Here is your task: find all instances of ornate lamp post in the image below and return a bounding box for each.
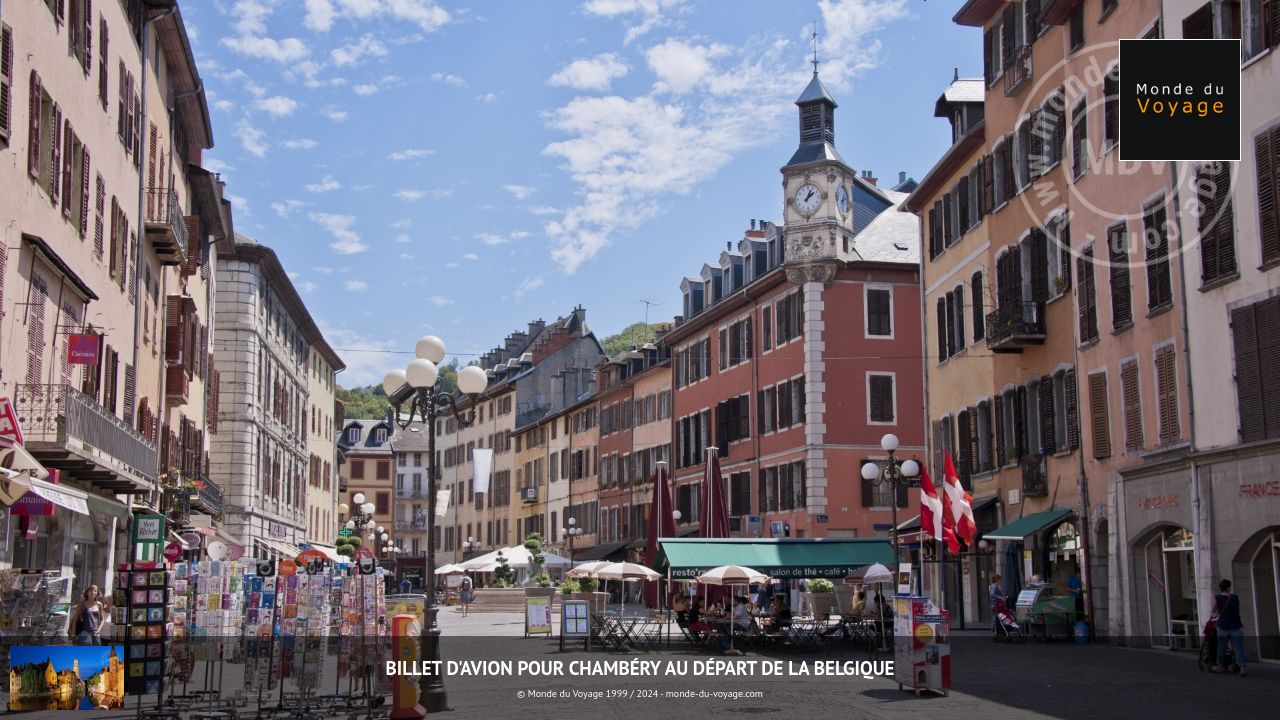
[566,518,583,563]
[859,433,920,575]
[383,336,488,715]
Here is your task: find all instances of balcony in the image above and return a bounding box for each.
[193,473,223,518]
[15,384,158,493]
[144,188,188,266]
[1022,455,1049,498]
[165,367,189,404]
[986,301,1046,352]
[395,519,428,532]
[395,486,430,499]
[1004,45,1032,96]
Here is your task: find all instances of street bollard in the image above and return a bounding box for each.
[390,614,424,720]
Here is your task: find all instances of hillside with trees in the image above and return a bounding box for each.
[601,322,669,356]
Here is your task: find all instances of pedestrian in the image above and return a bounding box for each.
[1066,571,1084,615]
[1213,579,1247,676]
[399,578,411,595]
[989,574,1005,614]
[69,585,107,645]
[459,573,474,617]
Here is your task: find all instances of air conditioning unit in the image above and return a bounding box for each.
[743,515,763,538]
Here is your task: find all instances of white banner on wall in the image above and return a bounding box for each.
[436,489,451,517]
[472,448,494,494]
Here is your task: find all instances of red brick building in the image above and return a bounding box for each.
[663,71,924,540]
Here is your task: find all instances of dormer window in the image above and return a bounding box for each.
[372,427,388,444]
[345,427,360,444]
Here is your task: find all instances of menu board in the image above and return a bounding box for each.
[113,563,171,696]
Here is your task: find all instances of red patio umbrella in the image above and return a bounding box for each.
[699,447,731,608]
[643,462,677,608]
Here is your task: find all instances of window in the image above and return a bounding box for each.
[1088,372,1111,459]
[1143,199,1173,310]
[993,139,1011,206]
[774,290,803,345]
[1259,124,1280,265]
[1107,223,1133,328]
[1182,3,1215,39]
[719,316,753,369]
[1071,98,1088,179]
[1101,0,1118,18]
[868,374,895,424]
[866,287,892,337]
[952,285,966,352]
[1069,0,1085,51]
[936,297,948,362]
[761,303,773,348]
[350,459,365,479]
[968,164,983,228]
[1041,91,1067,170]
[1231,296,1280,441]
[1103,66,1119,150]
[376,492,390,515]
[976,400,994,471]
[0,25,13,145]
[1247,0,1280,57]
[1077,248,1099,343]
[1196,162,1237,284]
[1015,117,1032,191]
[1155,345,1181,444]
[1120,359,1144,451]
[729,472,751,517]
[1026,380,1043,455]
[971,272,985,342]
[715,394,752,448]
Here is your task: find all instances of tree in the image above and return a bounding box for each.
[601,322,666,356]
[493,551,515,588]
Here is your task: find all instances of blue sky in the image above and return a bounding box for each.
[191,1,979,386]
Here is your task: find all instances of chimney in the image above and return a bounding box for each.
[750,219,757,230]
[863,169,877,187]
[726,241,732,251]
[953,67,959,82]
[899,171,907,185]
[528,319,546,338]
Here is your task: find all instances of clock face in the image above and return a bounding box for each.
[836,184,850,215]
[793,183,823,215]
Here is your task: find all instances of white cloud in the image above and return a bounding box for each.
[445,261,458,268]
[310,213,369,254]
[426,296,455,306]
[402,253,417,260]
[390,218,412,229]
[503,184,536,200]
[226,193,251,215]
[512,275,544,298]
[345,280,369,292]
[385,0,451,32]
[388,148,434,161]
[203,157,234,175]
[214,99,234,112]
[463,253,479,261]
[323,106,349,122]
[272,199,308,217]
[331,34,388,66]
[475,231,529,246]
[583,0,687,44]
[475,92,497,103]
[548,53,629,92]
[528,205,559,216]
[234,120,268,157]
[395,188,451,201]
[222,35,309,63]
[817,0,912,84]
[306,175,343,193]
[304,0,336,31]
[316,324,401,386]
[394,233,411,243]
[299,280,318,293]
[256,95,299,116]
[354,83,379,95]
[309,0,451,34]
[430,72,467,87]
[645,39,729,94]
[283,138,318,149]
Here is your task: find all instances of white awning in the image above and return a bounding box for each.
[24,479,90,515]
[258,537,300,559]
[306,543,344,562]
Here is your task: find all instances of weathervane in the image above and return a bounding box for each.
[811,22,819,75]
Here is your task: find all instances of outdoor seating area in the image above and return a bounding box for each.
[583,608,892,656]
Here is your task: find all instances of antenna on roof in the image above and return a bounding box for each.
[811,22,820,75]
[637,299,665,325]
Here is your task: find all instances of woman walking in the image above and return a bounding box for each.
[69,585,108,645]
[1212,579,1247,676]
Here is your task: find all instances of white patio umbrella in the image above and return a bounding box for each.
[567,560,613,579]
[858,563,893,584]
[594,562,661,617]
[434,563,468,575]
[694,565,773,654]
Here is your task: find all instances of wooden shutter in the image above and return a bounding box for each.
[1108,225,1132,327]
[993,394,1006,466]
[1026,0,1042,37]
[1029,109,1043,177]
[1198,162,1237,283]
[983,27,994,86]
[1039,375,1056,454]
[25,277,48,385]
[1053,95,1068,166]
[957,409,973,485]
[1014,386,1027,460]
[1267,0,1280,49]
[127,231,136,295]
[982,154,995,213]
[1155,346,1180,444]
[49,105,62,203]
[1030,228,1049,303]
[147,122,157,190]
[102,345,117,414]
[1077,250,1098,342]
[123,362,136,424]
[79,148,90,237]
[83,0,93,74]
[60,120,74,216]
[1065,368,1080,450]
[183,215,201,276]
[98,19,108,107]
[1089,373,1111,459]
[1121,360,1143,451]
[0,24,12,143]
[1232,303,1265,441]
[117,61,126,140]
[936,297,947,361]
[1145,203,1173,309]
[1256,128,1279,264]
[945,292,956,357]
[972,272,985,341]
[93,176,105,257]
[967,408,979,477]
[27,71,40,178]
[0,242,5,350]
[1001,6,1016,68]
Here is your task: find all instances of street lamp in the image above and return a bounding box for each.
[860,433,920,576]
[383,336,487,715]
[567,518,583,563]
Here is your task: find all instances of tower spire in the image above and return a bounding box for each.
[811,23,820,75]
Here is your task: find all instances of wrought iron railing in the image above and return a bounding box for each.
[395,487,430,499]
[15,384,158,481]
[195,472,223,517]
[1005,45,1032,96]
[1022,455,1048,498]
[986,300,1046,348]
[144,188,189,254]
[394,519,427,531]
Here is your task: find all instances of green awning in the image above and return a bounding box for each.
[86,493,131,521]
[983,509,1072,541]
[656,538,895,579]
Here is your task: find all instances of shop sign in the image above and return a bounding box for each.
[337,528,353,537]
[66,335,101,365]
[816,514,829,524]
[0,398,25,446]
[163,542,184,562]
[1136,495,1180,509]
[1240,481,1279,498]
[10,491,55,517]
[133,514,166,543]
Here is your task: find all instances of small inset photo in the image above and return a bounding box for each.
[1119,38,1241,161]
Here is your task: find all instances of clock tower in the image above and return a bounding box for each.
[781,68,858,283]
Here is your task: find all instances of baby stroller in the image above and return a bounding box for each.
[1198,617,1238,672]
[992,599,1024,642]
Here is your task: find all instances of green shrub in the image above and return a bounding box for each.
[559,579,580,594]
[533,573,553,588]
[808,579,836,593]
[578,578,599,592]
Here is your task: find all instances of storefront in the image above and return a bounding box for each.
[1117,464,1197,649]
[984,509,1081,612]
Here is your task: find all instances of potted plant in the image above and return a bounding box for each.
[559,579,580,595]
[578,577,607,612]
[1053,276,1068,294]
[804,578,837,619]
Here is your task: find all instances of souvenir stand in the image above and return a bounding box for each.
[170,559,249,714]
[0,569,72,681]
[110,561,181,720]
[333,564,388,711]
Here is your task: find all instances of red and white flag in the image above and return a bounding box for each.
[942,450,977,547]
[920,465,959,554]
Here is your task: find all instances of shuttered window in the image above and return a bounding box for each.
[982,153,995,212]
[1103,66,1119,149]
[957,408,973,486]
[1039,374,1056,455]
[102,345,118,415]
[26,276,48,385]
[869,374,895,423]
[1088,372,1112,459]
[78,147,91,238]
[1077,248,1099,343]
[0,244,6,351]
[867,288,892,336]
[1256,125,1280,265]
[49,105,62,204]
[1230,296,1280,442]
[1071,98,1088,179]
[0,24,13,145]
[98,17,108,108]
[971,271,985,341]
[1144,200,1173,310]
[123,363,136,425]
[28,71,42,179]
[1107,223,1132,328]
[1197,162,1237,284]
[1155,345,1180,445]
[1120,359,1143,452]
[936,297,947,362]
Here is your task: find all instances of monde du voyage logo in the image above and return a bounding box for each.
[1119,38,1241,162]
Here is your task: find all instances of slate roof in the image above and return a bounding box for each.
[795,73,838,106]
[389,421,431,453]
[786,141,846,167]
[338,418,394,455]
[942,78,985,104]
[848,189,921,265]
